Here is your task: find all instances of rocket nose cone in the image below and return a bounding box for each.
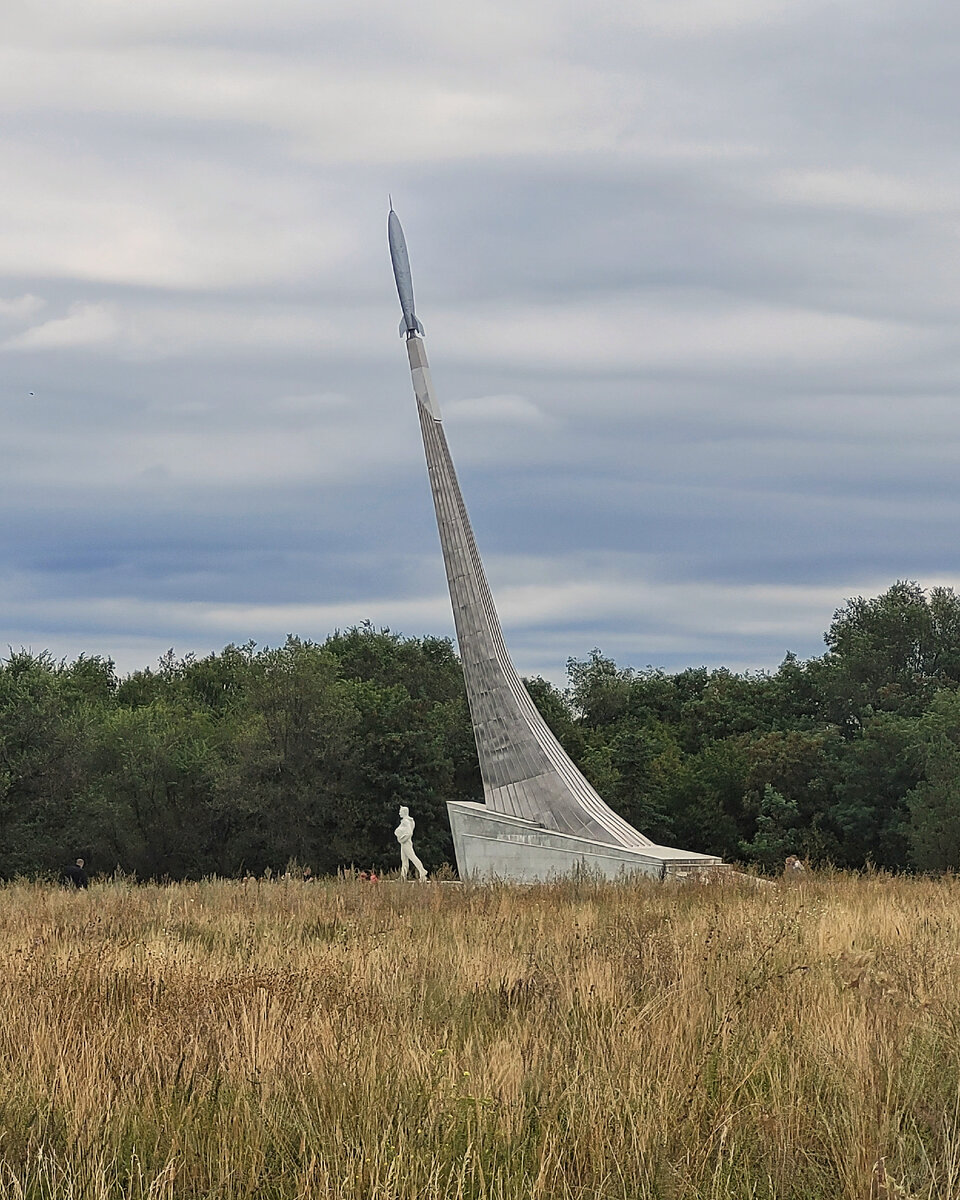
[389,211,411,285]
[388,214,401,263]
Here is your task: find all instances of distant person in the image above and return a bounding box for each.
[369,871,379,883]
[358,870,369,882]
[62,858,88,889]
[784,854,805,877]
[395,806,428,881]
[301,866,314,883]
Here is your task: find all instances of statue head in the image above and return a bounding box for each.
[398,805,409,818]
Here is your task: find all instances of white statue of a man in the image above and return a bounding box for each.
[395,805,427,880]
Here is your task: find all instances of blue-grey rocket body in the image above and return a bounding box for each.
[388,206,424,339]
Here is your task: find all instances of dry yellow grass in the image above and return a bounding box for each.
[1,872,959,1199]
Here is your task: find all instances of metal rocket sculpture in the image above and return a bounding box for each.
[387,201,723,879]
[388,201,424,339]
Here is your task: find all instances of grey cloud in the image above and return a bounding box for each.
[1,0,959,682]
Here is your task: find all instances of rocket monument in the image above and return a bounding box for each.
[388,204,722,880]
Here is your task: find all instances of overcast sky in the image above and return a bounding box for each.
[2,0,959,684]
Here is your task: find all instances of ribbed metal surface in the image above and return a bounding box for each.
[406,335,651,849]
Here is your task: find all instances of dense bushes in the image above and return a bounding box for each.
[1,581,959,878]
[0,630,477,879]
[547,581,960,872]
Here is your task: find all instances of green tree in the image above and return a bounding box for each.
[214,637,358,874]
[566,650,634,728]
[905,690,960,872]
[826,711,919,869]
[824,582,960,725]
[741,730,839,862]
[81,701,220,878]
[676,669,775,752]
[0,651,110,876]
[739,785,802,872]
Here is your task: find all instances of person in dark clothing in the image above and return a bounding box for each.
[62,858,88,889]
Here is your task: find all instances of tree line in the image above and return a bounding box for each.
[1,581,959,879]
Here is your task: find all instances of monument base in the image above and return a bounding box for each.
[448,801,724,882]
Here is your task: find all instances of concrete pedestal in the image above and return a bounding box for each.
[448,801,724,882]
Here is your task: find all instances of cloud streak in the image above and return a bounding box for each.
[4,303,118,351]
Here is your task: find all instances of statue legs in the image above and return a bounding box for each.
[400,844,427,881]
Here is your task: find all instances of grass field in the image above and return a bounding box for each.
[1,872,959,1199]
